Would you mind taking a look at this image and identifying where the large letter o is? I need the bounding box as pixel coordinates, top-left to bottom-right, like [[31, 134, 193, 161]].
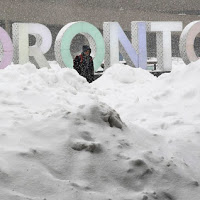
[[0, 27, 13, 69], [180, 21, 200, 64], [54, 22, 105, 71]]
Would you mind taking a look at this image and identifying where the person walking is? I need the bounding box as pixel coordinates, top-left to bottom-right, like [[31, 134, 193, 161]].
[[73, 45, 94, 83]]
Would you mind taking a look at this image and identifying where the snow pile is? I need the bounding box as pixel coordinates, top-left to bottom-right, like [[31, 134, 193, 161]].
[[100, 63, 155, 84], [0, 63, 126, 199], [0, 61, 200, 199], [93, 60, 200, 199], [93, 61, 200, 135]]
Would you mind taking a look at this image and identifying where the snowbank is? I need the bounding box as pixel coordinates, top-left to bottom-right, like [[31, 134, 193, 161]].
[[0, 61, 200, 199], [93, 60, 200, 199]]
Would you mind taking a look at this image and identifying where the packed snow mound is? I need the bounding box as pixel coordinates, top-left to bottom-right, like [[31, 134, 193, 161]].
[[0, 62, 200, 199], [93, 60, 200, 199], [93, 61, 200, 132], [95, 63, 156, 85]]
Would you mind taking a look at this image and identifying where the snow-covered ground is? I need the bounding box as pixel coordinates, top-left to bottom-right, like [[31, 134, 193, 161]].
[[0, 58, 200, 200]]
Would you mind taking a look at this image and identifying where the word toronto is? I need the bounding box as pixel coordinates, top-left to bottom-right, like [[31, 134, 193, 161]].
[[0, 21, 199, 71]]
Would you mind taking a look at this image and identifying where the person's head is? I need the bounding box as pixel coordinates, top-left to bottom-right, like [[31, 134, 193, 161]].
[[82, 45, 91, 56]]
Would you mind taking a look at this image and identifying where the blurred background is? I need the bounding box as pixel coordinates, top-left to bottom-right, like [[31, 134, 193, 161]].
[[0, 0, 200, 60]]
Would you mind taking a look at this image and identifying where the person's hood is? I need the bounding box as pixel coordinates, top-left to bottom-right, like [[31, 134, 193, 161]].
[[82, 45, 91, 53]]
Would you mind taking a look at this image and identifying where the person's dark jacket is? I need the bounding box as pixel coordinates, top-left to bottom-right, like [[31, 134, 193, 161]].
[[73, 53, 94, 83]]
